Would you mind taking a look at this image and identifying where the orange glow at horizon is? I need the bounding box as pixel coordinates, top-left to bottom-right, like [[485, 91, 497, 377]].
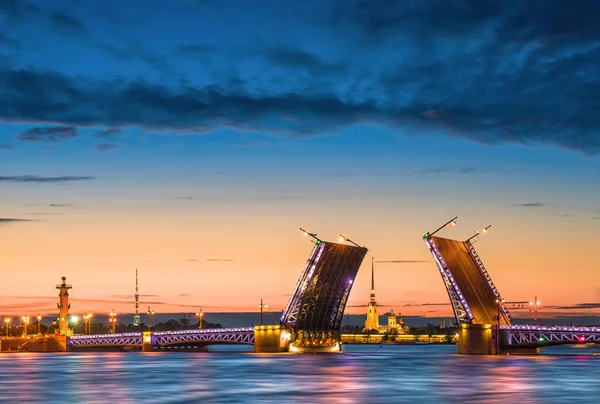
[[1, 213, 599, 323]]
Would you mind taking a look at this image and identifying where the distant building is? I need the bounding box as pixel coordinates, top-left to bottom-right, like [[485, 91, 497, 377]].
[[380, 309, 409, 334], [363, 258, 408, 334]]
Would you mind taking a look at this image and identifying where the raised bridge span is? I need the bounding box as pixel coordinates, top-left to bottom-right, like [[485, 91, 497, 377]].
[[424, 218, 600, 355]]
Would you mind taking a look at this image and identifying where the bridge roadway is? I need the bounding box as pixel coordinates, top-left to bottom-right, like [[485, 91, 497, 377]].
[[68, 328, 255, 350], [431, 236, 510, 325]]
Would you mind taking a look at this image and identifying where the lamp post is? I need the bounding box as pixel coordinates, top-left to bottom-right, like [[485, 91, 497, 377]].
[[428, 216, 458, 238], [21, 316, 30, 337], [147, 307, 155, 331], [109, 310, 117, 334], [4, 318, 11, 338], [300, 227, 321, 244], [495, 298, 505, 355], [465, 225, 492, 243], [70, 315, 79, 335], [259, 299, 267, 326], [84, 312, 92, 335], [196, 309, 203, 329], [37, 314, 42, 335], [529, 297, 541, 324], [339, 233, 362, 248]]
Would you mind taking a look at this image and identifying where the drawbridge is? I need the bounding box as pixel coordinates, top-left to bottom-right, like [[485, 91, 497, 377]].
[[424, 217, 600, 354], [280, 231, 368, 352]]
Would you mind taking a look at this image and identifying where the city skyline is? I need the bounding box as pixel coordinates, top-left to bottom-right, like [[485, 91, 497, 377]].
[[1, 1, 599, 320]]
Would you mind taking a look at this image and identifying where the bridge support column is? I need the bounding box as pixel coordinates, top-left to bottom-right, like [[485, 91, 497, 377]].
[[142, 331, 154, 352], [458, 323, 494, 355], [254, 325, 291, 353]]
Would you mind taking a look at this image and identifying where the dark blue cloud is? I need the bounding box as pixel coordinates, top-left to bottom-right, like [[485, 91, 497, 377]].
[[0, 175, 95, 183], [95, 143, 118, 151], [93, 128, 122, 139], [1, 0, 599, 155], [18, 126, 78, 142], [50, 11, 86, 35]]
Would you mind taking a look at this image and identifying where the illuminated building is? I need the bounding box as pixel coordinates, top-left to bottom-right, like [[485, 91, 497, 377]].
[[363, 257, 379, 332], [379, 309, 409, 334], [363, 259, 409, 334]]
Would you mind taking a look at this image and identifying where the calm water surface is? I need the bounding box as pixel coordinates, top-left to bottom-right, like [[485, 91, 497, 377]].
[[1, 344, 599, 403]]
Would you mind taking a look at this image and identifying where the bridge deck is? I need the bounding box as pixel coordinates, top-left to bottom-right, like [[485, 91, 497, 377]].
[[432, 236, 510, 325]]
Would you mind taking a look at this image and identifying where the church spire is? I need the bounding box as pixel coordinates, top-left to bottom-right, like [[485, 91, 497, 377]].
[[370, 256, 376, 302]]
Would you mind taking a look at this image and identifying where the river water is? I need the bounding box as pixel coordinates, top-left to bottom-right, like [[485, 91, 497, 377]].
[[1, 344, 598, 403]]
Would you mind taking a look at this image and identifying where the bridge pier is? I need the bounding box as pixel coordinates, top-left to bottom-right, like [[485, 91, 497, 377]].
[[458, 324, 541, 355], [254, 325, 291, 353], [142, 331, 154, 352], [458, 323, 495, 355]]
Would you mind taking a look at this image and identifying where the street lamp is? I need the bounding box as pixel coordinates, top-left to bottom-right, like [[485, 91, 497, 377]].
[[495, 298, 505, 355], [21, 316, 30, 337], [427, 216, 459, 238], [37, 314, 42, 335], [259, 299, 267, 326], [70, 315, 79, 335], [4, 318, 11, 338], [299, 227, 321, 244], [466, 225, 492, 243], [147, 307, 155, 331], [83, 312, 92, 335], [196, 309, 204, 329], [338, 233, 362, 248], [109, 310, 117, 334], [529, 297, 541, 325]]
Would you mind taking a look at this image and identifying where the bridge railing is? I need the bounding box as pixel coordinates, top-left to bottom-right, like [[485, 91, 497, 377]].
[[500, 324, 600, 345], [466, 241, 512, 324], [151, 328, 255, 345]]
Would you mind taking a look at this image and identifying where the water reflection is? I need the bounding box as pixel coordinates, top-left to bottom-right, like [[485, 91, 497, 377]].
[[0, 345, 599, 403]]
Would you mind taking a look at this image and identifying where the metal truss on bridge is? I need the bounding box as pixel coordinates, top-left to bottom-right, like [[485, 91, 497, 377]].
[[281, 239, 368, 348], [69, 332, 142, 347], [151, 328, 254, 346], [501, 325, 600, 346], [424, 236, 474, 324], [69, 328, 254, 349]]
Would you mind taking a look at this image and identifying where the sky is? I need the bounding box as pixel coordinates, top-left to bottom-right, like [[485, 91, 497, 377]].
[[1, 0, 599, 323]]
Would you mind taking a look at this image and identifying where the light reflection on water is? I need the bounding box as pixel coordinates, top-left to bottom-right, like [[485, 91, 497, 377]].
[[0, 344, 599, 403]]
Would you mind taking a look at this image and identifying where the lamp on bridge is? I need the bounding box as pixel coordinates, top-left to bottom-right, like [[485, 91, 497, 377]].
[[196, 309, 203, 329], [427, 216, 459, 238], [529, 297, 541, 325], [339, 233, 362, 248], [147, 307, 155, 331], [4, 318, 11, 338], [300, 227, 321, 244], [21, 316, 30, 337], [466, 225, 492, 243], [109, 310, 117, 334], [37, 314, 42, 336]]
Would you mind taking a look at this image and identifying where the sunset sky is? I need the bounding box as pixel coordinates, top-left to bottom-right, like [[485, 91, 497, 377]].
[[1, 0, 599, 323]]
